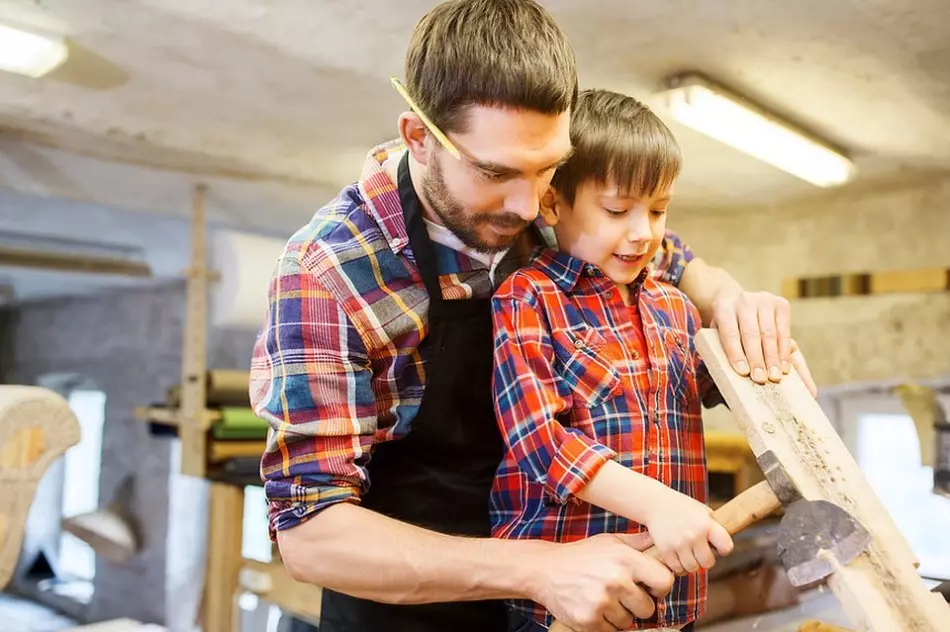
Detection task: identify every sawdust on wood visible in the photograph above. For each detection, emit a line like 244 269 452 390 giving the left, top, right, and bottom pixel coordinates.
757 384 933 631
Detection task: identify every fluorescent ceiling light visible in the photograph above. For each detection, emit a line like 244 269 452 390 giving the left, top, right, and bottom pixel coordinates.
656 73 855 188
0 22 68 78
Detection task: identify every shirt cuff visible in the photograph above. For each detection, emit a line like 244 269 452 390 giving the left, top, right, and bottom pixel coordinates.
267 482 361 542
546 430 616 504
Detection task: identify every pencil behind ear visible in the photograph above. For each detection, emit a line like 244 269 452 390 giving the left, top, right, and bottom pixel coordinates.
539 187 560 227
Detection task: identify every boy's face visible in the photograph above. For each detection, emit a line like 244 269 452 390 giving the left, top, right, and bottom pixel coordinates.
542 180 671 288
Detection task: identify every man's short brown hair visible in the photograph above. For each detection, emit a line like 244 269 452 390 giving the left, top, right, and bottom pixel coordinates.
404 0 578 134
551 89 682 204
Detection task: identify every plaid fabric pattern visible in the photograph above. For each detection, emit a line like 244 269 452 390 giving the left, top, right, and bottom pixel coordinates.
249 139 696 540
490 248 719 629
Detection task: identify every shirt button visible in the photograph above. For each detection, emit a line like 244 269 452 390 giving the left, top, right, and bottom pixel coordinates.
652 411 661 424
632 350 640 360
605 290 613 300
573 338 586 349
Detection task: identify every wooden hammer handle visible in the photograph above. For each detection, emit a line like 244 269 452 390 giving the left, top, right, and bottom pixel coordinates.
549 480 781 632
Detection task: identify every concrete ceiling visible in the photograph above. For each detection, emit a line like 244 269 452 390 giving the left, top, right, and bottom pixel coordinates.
0 0 949 301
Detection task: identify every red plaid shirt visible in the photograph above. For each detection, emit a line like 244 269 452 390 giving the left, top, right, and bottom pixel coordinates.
490 248 720 629
249 139 696 542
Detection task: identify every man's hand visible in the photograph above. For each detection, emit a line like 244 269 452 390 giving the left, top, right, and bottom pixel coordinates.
528 533 674 632
710 290 818 397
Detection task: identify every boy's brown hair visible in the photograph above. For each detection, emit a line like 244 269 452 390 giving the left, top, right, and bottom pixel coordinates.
404 0 578 134
551 89 682 204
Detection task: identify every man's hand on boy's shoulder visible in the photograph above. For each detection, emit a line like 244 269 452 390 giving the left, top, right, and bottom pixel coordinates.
710 289 818 398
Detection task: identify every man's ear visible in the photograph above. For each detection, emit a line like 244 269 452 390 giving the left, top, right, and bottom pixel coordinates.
398 112 432 166
539 187 560 227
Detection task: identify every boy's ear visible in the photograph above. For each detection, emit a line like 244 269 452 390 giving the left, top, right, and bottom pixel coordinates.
539 187 559 227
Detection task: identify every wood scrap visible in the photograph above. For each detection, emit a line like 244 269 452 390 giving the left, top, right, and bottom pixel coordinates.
695 329 950 631
0 385 81 589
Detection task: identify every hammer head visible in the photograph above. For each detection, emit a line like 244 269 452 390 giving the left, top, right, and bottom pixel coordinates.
756 450 873 586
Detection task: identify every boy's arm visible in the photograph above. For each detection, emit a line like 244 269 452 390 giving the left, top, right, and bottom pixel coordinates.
492 291 615 502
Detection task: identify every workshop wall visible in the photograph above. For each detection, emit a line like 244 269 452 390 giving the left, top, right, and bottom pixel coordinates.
3 282 258 625
674 176 950 387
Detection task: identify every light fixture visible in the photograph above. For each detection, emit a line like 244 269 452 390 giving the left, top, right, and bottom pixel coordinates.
656 73 855 188
0 22 68 78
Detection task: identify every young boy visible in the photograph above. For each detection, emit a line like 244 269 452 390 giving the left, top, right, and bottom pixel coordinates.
490 89 733 632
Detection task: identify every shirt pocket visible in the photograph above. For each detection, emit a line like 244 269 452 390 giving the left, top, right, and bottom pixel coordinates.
554 326 624 409
663 329 700 410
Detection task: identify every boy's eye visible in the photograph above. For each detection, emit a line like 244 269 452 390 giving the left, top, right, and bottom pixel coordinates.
651 208 667 217
604 207 627 216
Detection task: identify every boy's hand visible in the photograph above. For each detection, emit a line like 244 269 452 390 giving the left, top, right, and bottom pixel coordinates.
642 488 733 575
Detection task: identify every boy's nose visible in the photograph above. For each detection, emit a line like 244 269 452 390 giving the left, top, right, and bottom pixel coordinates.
625 210 652 244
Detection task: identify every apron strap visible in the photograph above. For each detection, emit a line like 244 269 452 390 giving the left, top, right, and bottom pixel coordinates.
398 152 444 309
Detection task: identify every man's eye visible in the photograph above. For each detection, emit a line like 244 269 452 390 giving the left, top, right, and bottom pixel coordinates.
480 170 506 181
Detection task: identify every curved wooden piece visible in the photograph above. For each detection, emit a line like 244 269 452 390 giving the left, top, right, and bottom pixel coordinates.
0 385 81 588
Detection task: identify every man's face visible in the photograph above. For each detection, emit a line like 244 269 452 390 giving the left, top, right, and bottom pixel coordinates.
546 180 672 288
421 106 573 254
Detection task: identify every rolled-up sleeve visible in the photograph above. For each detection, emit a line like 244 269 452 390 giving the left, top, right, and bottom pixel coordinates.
491 286 615 504
250 255 377 539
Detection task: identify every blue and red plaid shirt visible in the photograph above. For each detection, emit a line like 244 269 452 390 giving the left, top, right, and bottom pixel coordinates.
490 248 720 629
249 139 696 542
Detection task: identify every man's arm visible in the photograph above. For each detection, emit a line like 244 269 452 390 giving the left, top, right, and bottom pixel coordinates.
659 231 817 396
253 255 672 632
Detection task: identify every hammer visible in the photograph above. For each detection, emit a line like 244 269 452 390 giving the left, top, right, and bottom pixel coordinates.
549 450 872 632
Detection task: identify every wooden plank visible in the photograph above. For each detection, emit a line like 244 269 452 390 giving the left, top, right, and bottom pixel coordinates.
0 246 152 277
782 267 949 300
695 328 950 631
0 386 81 589
240 558 323 622
180 184 210 478
134 406 222 428
870 268 949 295
202 482 245 632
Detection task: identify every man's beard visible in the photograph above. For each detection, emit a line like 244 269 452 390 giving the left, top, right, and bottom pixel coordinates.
421 155 529 254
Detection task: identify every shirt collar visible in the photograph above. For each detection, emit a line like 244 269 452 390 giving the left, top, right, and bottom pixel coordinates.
357 139 411 255
533 248 649 294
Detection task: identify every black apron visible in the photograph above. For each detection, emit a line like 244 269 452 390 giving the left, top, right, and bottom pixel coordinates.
317 153 508 632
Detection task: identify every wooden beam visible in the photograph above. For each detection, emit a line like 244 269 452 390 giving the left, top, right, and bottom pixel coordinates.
782 267 950 299
695 329 950 631
180 184 210 477
0 246 152 277
202 482 244 632
133 406 221 428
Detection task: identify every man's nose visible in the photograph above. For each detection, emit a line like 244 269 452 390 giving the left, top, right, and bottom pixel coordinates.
506 179 542 222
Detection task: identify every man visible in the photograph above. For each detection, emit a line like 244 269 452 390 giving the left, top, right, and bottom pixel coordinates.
250 2 814 632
